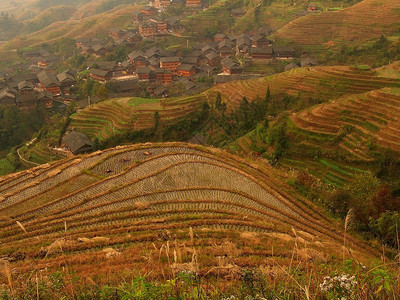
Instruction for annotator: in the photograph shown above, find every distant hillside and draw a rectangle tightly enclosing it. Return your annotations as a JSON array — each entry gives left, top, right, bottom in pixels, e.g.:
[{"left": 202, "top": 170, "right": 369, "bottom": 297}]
[
  {"left": 275, "top": 0, "right": 400, "bottom": 46},
  {"left": 0, "top": 143, "right": 380, "bottom": 289},
  {"left": 69, "top": 64, "right": 400, "bottom": 143}
]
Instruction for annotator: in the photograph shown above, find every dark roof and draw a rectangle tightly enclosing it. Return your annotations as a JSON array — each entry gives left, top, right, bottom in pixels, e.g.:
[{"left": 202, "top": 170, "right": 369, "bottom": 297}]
[
  {"left": 57, "top": 72, "right": 75, "bottom": 83},
  {"left": 284, "top": 62, "right": 301, "bottom": 71},
  {"left": 87, "top": 61, "right": 116, "bottom": 70},
  {"left": 128, "top": 51, "right": 147, "bottom": 60},
  {"left": 300, "top": 57, "right": 318, "bottom": 67},
  {"left": 273, "top": 46, "right": 295, "bottom": 53},
  {"left": 111, "top": 79, "right": 138, "bottom": 92},
  {"left": 63, "top": 131, "right": 93, "bottom": 155},
  {"left": 137, "top": 67, "right": 151, "bottom": 74},
  {"left": 182, "top": 56, "right": 198, "bottom": 65},
  {"left": 183, "top": 80, "right": 196, "bottom": 90},
  {"left": 0, "top": 88, "right": 16, "bottom": 100},
  {"left": 18, "top": 80, "right": 34, "bottom": 90},
  {"left": 221, "top": 58, "right": 242, "bottom": 70},
  {"left": 214, "top": 74, "right": 241, "bottom": 83},
  {"left": 252, "top": 47, "right": 273, "bottom": 54},
  {"left": 154, "top": 86, "right": 168, "bottom": 96},
  {"left": 160, "top": 56, "right": 180, "bottom": 63},
  {"left": 214, "top": 33, "right": 226, "bottom": 39},
  {"left": 188, "top": 134, "right": 206, "bottom": 145},
  {"left": 205, "top": 52, "right": 219, "bottom": 60},
  {"left": 218, "top": 40, "right": 233, "bottom": 49},
  {"left": 37, "top": 71, "right": 60, "bottom": 87},
  {"left": 37, "top": 91, "right": 53, "bottom": 100},
  {"left": 179, "top": 64, "right": 196, "bottom": 71},
  {"left": 231, "top": 8, "right": 245, "bottom": 14},
  {"left": 90, "top": 68, "right": 110, "bottom": 77}
]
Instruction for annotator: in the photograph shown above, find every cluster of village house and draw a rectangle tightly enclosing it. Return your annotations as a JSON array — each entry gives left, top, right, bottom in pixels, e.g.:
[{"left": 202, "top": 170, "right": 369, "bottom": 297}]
[{"left": 0, "top": 1, "right": 320, "bottom": 108}]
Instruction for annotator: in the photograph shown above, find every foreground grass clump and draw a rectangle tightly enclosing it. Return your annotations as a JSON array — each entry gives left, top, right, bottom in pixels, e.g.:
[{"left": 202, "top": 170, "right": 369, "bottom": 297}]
[{"left": 1, "top": 259, "right": 399, "bottom": 299}]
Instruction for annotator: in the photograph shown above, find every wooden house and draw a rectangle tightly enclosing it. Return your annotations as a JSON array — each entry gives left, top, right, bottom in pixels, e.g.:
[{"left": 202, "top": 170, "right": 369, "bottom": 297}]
[
  {"left": 307, "top": 4, "right": 319, "bottom": 12},
  {"left": 128, "top": 51, "right": 148, "bottom": 68},
  {"left": 251, "top": 47, "right": 273, "bottom": 60},
  {"left": 186, "top": 0, "right": 202, "bottom": 8},
  {"left": 37, "top": 71, "right": 61, "bottom": 96},
  {"left": 37, "top": 91, "right": 54, "bottom": 108},
  {"left": 160, "top": 56, "right": 181, "bottom": 74},
  {"left": 231, "top": 8, "right": 245, "bottom": 19},
  {"left": 178, "top": 64, "right": 196, "bottom": 77},
  {"left": 251, "top": 34, "right": 272, "bottom": 48},
  {"left": 137, "top": 67, "right": 152, "bottom": 81},
  {"left": 214, "top": 33, "right": 226, "bottom": 43},
  {"left": 17, "top": 81, "right": 34, "bottom": 95},
  {"left": 0, "top": 88, "right": 16, "bottom": 106},
  {"left": 62, "top": 131, "right": 93, "bottom": 155},
  {"left": 273, "top": 46, "right": 295, "bottom": 59},
  {"left": 154, "top": 86, "right": 169, "bottom": 98},
  {"left": 284, "top": 62, "right": 300, "bottom": 71},
  {"left": 221, "top": 58, "right": 242, "bottom": 75},
  {"left": 89, "top": 69, "right": 112, "bottom": 82},
  {"left": 139, "top": 22, "right": 158, "bottom": 37},
  {"left": 205, "top": 52, "right": 220, "bottom": 66}
]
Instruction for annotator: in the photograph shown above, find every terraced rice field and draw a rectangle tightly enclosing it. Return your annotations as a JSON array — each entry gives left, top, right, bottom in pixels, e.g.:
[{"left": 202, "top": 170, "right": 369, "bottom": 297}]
[
  {"left": 291, "top": 87, "right": 400, "bottom": 162},
  {"left": 0, "top": 143, "right": 378, "bottom": 283},
  {"left": 70, "top": 94, "right": 206, "bottom": 140},
  {"left": 207, "top": 65, "right": 400, "bottom": 111},
  {"left": 275, "top": 0, "right": 400, "bottom": 45}
]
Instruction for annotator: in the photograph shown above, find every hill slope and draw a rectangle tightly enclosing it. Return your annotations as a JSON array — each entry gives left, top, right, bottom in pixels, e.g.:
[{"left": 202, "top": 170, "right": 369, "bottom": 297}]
[
  {"left": 70, "top": 65, "right": 400, "bottom": 141},
  {"left": 275, "top": 0, "right": 400, "bottom": 46},
  {"left": 0, "top": 143, "right": 378, "bottom": 286}
]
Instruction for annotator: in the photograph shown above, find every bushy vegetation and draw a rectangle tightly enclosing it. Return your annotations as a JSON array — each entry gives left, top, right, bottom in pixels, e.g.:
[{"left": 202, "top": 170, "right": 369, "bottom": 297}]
[
  {"left": 0, "top": 105, "right": 48, "bottom": 151},
  {"left": 322, "top": 35, "right": 400, "bottom": 68},
  {"left": 1, "top": 260, "right": 399, "bottom": 299}
]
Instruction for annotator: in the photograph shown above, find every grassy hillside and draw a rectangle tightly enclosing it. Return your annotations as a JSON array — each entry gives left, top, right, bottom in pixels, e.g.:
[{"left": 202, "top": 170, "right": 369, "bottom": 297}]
[
  {"left": 209, "top": 65, "right": 400, "bottom": 111},
  {"left": 69, "top": 64, "right": 400, "bottom": 143},
  {"left": 0, "top": 142, "right": 387, "bottom": 297},
  {"left": 275, "top": 0, "right": 400, "bottom": 46}
]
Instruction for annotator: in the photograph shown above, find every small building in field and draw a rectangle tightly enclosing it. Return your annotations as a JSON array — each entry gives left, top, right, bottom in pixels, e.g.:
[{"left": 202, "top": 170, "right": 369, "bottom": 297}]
[
  {"left": 154, "top": 86, "right": 169, "bottom": 98},
  {"left": 284, "top": 62, "right": 300, "bottom": 71},
  {"left": 231, "top": 8, "right": 245, "bottom": 19},
  {"left": 62, "top": 131, "right": 94, "bottom": 155},
  {"left": 307, "top": 4, "right": 319, "bottom": 12},
  {"left": 300, "top": 57, "right": 318, "bottom": 67}
]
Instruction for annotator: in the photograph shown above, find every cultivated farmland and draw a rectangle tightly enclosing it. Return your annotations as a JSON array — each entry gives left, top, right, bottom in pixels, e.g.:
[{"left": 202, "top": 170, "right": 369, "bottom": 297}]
[
  {"left": 0, "top": 143, "right": 379, "bottom": 285},
  {"left": 291, "top": 87, "right": 400, "bottom": 162},
  {"left": 70, "top": 94, "right": 206, "bottom": 140},
  {"left": 275, "top": 0, "right": 400, "bottom": 45}
]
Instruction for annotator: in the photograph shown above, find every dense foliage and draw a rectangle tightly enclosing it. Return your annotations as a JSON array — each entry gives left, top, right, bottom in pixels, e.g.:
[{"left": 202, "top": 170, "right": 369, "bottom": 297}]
[{"left": 0, "top": 105, "right": 47, "bottom": 151}]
